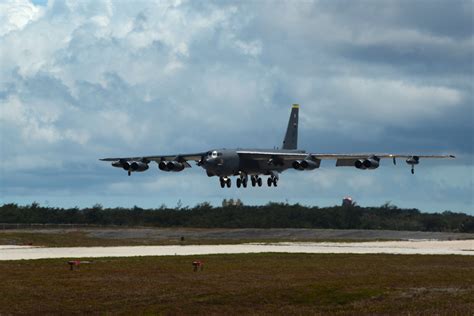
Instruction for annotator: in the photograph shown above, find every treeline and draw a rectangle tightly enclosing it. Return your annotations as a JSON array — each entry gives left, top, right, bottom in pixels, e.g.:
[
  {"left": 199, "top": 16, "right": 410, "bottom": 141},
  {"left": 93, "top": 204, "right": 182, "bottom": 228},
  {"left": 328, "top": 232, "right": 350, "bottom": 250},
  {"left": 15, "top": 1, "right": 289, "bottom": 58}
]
[{"left": 0, "top": 202, "right": 473, "bottom": 233}]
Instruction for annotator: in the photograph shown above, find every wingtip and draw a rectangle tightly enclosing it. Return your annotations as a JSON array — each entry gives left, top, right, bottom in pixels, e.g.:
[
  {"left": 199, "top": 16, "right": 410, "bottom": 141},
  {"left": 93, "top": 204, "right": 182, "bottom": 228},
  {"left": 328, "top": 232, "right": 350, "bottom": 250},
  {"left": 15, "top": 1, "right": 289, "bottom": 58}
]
[{"left": 449, "top": 155, "right": 456, "bottom": 158}]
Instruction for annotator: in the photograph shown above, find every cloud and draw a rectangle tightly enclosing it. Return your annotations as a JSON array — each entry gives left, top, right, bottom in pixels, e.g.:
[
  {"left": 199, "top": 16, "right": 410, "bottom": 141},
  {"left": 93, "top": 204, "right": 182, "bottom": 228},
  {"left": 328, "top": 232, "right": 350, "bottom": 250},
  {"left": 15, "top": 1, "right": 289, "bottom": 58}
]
[{"left": 0, "top": 0, "right": 44, "bottom": 36}]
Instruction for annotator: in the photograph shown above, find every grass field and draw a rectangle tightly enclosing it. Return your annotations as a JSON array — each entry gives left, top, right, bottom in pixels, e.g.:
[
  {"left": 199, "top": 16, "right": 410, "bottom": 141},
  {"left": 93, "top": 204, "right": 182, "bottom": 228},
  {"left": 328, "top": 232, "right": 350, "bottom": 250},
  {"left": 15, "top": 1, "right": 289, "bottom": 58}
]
[
  {"left": 4, "top": 227, "right": 473, "bottom": 247},
  {"left": 0, "top": 230, "right": 399, "bottom": 247},
  {"left": 0, "top": 254, "right": 473, "bottom": 314}
]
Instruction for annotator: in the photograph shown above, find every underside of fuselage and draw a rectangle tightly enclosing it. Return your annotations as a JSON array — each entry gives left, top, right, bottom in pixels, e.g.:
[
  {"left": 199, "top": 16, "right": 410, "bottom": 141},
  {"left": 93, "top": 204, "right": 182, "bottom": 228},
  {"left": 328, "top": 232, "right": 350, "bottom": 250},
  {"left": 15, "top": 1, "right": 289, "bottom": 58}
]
[{"left": 200, "top": 148, "right": 306, "bottom": 188}]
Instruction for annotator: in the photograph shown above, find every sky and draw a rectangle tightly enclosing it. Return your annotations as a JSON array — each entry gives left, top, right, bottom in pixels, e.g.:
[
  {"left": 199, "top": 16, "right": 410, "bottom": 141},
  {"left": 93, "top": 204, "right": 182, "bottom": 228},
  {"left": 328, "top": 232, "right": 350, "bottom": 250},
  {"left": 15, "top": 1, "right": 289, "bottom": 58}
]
[{"left": 0, "top": 0, "right": 473, "bottom": 213}]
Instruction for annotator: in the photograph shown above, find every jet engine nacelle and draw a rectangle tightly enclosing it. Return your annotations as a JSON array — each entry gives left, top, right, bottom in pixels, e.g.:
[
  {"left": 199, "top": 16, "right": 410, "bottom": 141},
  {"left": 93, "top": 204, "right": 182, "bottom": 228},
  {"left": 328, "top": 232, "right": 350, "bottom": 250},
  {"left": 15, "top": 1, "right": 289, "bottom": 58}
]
[
  {"left": 130, "top": 161, "right": 149, "bottom": 172},
  {"left": 166, "top": 161, "right": 185, "bottom": 172},
  {"left": 293, "top": 159, "right": 318, "bottom": 170},
  {"left": 158, "top": 161, "right": 169, "bottom": 171},
  {"left": 406, "top": 156, "right": 420, "bottom": 165},
  {"left": 354, "top": 159, "right": 367, "bottom": 170},
  {"left": 292, "top": 160, "right": 304, "bottom": 170},
  {"left": 300, "top": 159, "right": 319, "bottom": 170},
  {"left": 355, "top": 156, "right": 380, "bottom": 170},
  {"left": 112, "top": 160, "right": 130, "bottom": 170},
  {"left": 363, "top": 158, "right": 379, "bottom": 169}
]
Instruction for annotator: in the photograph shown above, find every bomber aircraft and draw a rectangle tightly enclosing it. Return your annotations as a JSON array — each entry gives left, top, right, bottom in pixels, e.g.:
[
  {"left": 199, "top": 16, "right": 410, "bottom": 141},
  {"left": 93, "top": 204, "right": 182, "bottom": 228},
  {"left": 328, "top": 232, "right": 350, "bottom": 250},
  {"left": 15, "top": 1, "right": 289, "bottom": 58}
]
[{"left": 100, "top": 105, "right": 455, "bottom": 188}]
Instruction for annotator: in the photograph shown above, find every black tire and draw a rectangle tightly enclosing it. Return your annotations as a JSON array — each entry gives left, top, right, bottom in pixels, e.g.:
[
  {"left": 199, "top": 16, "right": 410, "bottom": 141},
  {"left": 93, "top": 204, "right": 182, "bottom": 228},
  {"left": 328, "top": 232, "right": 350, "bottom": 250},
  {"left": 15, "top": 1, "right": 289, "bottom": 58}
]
[
  {"left": 220, "top": 180, "right": 225, "bottom": 188},
  {"left": 251, "top": 178, "right": 256, "bottom": 187},
  {"left": 267, "top": 178, "right": 272, "bottom": 187},
  {"left": 243, "top": 179, "right": 247, "bottom": 188},
  {"left": 236, "top": 178, "right": 241, "bottom": 188},
  {"left": 273, "top": 178, "right": 278, "bottom": 187},
  {"left": 226, "top": 179, "right": 231, "bottom": 188},
  {"left": 257, "top": 178, "right": 262, "bottom": 187}
]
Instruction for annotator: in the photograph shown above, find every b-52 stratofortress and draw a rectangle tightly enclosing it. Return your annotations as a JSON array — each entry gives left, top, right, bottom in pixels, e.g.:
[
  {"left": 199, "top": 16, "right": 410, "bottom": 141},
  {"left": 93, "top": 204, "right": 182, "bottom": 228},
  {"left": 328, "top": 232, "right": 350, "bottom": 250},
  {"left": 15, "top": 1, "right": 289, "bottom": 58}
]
[{"left": 101, "top": 105, "right": 455, "bottom": 188}]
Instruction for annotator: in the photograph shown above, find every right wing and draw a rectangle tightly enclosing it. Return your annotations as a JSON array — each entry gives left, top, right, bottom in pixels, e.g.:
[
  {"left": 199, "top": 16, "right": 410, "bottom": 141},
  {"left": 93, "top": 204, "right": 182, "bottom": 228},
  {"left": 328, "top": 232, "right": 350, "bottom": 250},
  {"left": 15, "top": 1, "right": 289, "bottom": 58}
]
[
  {"left": 100, "top": 152, "right": 206, "bottom": 163},
  {"left": 100, "top": 152, "right": 208, "bottom": 174}
]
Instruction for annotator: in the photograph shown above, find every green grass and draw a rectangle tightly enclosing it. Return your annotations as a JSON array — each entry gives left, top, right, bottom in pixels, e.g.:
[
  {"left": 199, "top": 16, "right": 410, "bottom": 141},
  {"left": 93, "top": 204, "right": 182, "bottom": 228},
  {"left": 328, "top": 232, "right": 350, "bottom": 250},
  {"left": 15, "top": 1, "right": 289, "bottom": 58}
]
[{"left": 0, "top": 254, "right": 472, "bottom": 314}]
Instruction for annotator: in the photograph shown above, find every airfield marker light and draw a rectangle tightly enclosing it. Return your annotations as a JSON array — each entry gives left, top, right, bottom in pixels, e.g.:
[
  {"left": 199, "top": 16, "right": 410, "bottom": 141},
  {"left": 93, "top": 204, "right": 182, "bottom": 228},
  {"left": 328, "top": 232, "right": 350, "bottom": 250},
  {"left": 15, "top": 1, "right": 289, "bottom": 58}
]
[
  {"left": 192, "top": 260, "right": 204, "bottom": 272},
  {"left": 67, "top": 260, "right": 91, "bottom": 271}
]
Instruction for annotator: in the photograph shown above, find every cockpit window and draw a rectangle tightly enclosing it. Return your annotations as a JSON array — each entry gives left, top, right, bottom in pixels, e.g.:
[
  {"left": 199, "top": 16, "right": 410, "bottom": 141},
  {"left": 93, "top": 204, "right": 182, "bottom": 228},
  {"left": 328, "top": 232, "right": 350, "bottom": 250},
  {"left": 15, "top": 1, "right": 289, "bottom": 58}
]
[{"left": 211, "top": 151, "right": 218, "bottom": 158}]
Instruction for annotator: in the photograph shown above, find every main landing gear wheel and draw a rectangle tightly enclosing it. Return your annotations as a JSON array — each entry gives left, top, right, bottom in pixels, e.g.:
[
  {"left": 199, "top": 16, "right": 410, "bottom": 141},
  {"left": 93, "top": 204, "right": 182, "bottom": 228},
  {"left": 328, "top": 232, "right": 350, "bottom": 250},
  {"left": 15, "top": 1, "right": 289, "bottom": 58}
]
[
  {"left": 128, "top": 170, "right": 131, "bottom": 176},
  {"left": 251, "top": 176, "right": 262, "bottom": 187},
  {"left": 267, "top": 176, "right": 278, "bottom": 187},
  {"left": 220, "top": 177, "right": 231, "bottom": 188},
  {"left": 242, "top": 178, "right": 248, "bottom": 188},
  {"left": 237, "top": 178, "right": 242, "bottom": 188}
]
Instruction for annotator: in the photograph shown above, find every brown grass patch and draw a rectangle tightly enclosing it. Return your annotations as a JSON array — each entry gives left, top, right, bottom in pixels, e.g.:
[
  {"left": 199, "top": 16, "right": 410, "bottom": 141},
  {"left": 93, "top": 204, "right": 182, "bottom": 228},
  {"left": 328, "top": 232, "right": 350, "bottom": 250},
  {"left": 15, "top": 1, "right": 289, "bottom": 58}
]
[{"left": 0, "top": 254, "right": 472, "bottom": 314}]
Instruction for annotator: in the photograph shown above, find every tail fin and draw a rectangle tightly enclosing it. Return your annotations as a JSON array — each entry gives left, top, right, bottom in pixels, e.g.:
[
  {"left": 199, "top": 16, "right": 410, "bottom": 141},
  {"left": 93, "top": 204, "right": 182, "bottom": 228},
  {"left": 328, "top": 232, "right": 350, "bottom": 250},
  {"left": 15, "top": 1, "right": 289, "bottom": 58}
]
[{"left": 282, "top": 104, "right": 299, "bottom": 150}]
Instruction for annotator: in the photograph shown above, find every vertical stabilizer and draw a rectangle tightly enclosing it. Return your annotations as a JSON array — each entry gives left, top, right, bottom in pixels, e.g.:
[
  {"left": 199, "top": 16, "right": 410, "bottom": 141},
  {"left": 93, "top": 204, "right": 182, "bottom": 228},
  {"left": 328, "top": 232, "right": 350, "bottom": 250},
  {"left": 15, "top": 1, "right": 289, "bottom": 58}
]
[{"left": 282, "top": 104, "right": 299, "bottom": 150}]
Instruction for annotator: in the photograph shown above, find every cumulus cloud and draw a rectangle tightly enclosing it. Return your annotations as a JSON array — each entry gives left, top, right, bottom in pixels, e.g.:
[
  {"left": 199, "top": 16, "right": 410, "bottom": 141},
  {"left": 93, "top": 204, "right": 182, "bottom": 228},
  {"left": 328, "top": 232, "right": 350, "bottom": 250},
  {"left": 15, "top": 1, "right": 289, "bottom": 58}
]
[
  {"left": 0, "top": 0, "right": 44, "bottom": 36},
  {"left": 0, "top": 0, "right": 472, "bottom": 212}
]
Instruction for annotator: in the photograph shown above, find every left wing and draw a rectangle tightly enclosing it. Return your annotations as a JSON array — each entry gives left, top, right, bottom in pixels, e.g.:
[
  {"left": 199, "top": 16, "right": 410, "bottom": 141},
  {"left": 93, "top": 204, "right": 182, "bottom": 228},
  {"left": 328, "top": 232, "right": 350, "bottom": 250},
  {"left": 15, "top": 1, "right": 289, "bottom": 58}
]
[{"left": 237, "top": 150, "right": 455, "bottom": 173}]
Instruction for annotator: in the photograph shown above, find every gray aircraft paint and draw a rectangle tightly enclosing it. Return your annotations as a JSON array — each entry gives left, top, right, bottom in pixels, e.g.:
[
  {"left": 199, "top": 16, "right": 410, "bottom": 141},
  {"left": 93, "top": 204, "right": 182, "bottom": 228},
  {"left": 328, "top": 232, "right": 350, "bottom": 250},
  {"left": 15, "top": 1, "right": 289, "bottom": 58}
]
[{"left": 282, "top": 105, "right": 299, "bottom": 150}]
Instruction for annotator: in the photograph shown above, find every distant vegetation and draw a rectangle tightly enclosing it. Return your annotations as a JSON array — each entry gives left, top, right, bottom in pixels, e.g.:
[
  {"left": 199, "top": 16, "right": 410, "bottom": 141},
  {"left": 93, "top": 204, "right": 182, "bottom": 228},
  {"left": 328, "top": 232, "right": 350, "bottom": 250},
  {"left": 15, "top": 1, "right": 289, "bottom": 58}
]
[{"left": 0, "top": 202, "right": 473, "bottom": 233}]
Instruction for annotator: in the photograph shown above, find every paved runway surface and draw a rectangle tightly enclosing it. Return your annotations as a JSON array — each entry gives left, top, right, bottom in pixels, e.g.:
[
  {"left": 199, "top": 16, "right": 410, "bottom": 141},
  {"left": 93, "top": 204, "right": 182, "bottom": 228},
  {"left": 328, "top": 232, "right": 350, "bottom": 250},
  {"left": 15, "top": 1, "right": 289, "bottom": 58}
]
[{"left": 1, "top": 240, "right": 473, "bottom": 260}]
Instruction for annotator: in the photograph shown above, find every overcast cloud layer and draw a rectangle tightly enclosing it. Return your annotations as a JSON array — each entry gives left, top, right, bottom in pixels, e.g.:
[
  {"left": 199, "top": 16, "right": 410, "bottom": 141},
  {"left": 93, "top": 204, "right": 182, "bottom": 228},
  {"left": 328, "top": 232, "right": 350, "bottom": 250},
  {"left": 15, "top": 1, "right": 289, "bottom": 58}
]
[{"left": 0, "top": 0, "right": 473, "bottom": 213}]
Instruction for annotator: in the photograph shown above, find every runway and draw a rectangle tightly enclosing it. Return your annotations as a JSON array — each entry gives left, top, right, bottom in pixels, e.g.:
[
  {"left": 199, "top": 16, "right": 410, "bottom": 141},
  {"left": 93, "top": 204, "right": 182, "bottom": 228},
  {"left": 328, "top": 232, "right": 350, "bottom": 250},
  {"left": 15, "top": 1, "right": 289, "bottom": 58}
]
[{"left": 1, "top": 239, "right": 473, "bottom": 260}]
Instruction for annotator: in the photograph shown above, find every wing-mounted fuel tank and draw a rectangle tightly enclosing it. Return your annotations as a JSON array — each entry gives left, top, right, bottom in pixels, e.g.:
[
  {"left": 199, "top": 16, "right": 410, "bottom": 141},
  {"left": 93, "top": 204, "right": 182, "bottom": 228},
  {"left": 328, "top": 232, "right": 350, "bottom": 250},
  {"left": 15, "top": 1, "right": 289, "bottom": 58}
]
[
  {"left": 406, "top": 156, "right": 419, "bottom": 174},
  {"left": 354, "top": 156, "right": 380, "bottom": 170}
]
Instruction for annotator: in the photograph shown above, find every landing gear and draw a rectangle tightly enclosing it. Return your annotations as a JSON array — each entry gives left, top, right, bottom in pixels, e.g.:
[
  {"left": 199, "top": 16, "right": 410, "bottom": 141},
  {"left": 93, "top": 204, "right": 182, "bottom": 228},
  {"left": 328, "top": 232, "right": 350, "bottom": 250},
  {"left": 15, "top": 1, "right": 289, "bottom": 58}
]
[
  {"left": 237, "top": 174, "right": 248, "bottom": 188},
  {"left": 220, "top": 177, "right": 231, "bottom": 188},
  {"left": 128, "top": 170, "right": 131, "bottom": 176},
  {"left": 219, "top": 175, "right": 267, "bottom": 188},
  {"left": 267, "top": 176, "right": 278, "bottom": 187},
  {"left": 251, "top": 176, "right": 263, "bottom": 187},
  {"left": 411, "top": 165, "right": 415, "bottom": 174}
]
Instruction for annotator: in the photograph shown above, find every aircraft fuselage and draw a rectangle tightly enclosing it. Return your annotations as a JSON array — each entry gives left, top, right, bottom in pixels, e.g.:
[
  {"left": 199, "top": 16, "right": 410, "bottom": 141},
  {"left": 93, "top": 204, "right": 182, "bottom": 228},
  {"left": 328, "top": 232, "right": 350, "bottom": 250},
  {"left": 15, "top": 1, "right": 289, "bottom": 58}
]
[{"left": 202, "top": 148, "right": 306, "bottom": 177}]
